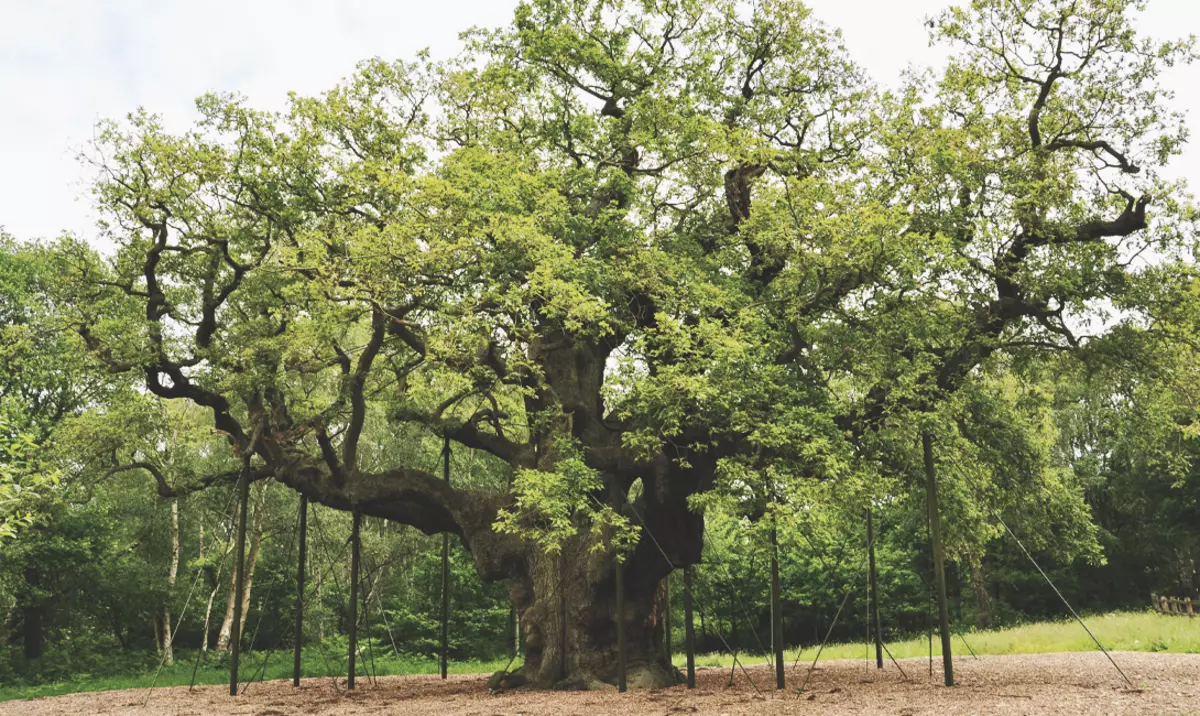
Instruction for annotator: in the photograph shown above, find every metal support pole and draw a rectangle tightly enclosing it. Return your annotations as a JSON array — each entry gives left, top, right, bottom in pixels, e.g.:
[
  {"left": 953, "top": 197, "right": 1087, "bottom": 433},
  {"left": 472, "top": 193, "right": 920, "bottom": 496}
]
[
  {"left": 348, "top": 510, "right": 361, "bottom": 690},
  {"left": 927, "top": 566, "right": 933, "bottom": 676},
  {"left": 293, "top": 495, "right": 308, "bottom": 686},
  {"left": 440, "top": 436, "right": 451, "bottom": 680},
  {"left": 616, "top": 557, "right": 627, "bottom": 693},
  {"left": 771, "top": 524, "right": 784, "bottom": 690},
  {"left": 867, "top": 508, "right": 883, "bottom": 669},
  {"left": 684, "top": 566, "right": 696, "bottom": 689},
  {"left": 769, "top": 583, "right": 774, "bottom": 657},
  {"left": 228, "top": 464, "right": 250, "bottom": 697},
  {"left": 923, "top": 432, "right": 954, "bottom": 687}
]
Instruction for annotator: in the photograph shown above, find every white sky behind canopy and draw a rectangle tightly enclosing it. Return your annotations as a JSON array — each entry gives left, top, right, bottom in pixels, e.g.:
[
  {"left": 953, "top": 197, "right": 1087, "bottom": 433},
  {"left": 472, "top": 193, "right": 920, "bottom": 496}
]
[{"left": 1, "top": 0, "right": 1197, "bottom": 243}]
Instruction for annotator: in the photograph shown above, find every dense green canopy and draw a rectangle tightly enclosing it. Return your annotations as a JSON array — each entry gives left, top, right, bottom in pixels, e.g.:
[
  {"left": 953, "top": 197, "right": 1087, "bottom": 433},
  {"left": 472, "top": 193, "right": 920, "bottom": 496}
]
[{"left": 2, "top": 0, "right": 1198, "bottom": 691}]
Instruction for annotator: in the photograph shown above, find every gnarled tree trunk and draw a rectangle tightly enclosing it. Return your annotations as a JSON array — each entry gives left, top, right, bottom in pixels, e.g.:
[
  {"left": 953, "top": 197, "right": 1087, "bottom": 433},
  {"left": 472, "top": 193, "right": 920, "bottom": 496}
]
[
  {"left": 269, "top": 445, "right": 710, "bottom": 689},
  {"left": 505, "top": 534, "right": 676, "bottom": 689}
]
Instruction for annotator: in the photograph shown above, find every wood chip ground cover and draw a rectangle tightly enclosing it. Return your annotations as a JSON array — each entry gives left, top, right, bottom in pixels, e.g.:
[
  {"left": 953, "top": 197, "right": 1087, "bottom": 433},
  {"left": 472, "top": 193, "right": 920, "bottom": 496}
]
[{"left": 1, "top": 652, "right": 1197, "bottom": 715}]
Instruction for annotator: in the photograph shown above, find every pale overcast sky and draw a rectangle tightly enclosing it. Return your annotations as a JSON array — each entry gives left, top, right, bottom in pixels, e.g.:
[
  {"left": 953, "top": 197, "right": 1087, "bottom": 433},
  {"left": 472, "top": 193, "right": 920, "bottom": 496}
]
[{"left": 1, "top": 0, "right": 1197, "bottom": 243}]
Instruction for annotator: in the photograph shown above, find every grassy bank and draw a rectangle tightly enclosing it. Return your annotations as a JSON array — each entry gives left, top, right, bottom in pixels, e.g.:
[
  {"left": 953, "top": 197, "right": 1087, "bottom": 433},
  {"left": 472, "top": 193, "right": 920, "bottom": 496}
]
[
  {"left": 687, "top": 610, "right": 1200, "bottom": 669},
  {"left": 0, "top": 650, "right": 515, "bottom": 702}
]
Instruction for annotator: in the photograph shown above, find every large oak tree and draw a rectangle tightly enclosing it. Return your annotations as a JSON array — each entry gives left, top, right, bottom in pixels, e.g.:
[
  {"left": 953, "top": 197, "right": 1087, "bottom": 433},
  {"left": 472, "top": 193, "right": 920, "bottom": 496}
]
[{"left": 57, "top": 0, "right": 1194, "bottom": 688}]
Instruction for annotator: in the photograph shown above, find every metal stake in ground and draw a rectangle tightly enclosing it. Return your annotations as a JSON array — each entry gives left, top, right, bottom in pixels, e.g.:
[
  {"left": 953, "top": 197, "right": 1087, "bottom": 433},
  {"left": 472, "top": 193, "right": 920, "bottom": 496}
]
[
  {"left": 923, "top": 432, "right": 954, "bottom": 687},
  {"left": 348, "top": 510, "right": 361, "bottom": 690},
  {"left": 616, "top": 554, "right": 627, "bottom": 693},
  {"left": 981, "top": 485, "right": 1135, "bottom": 689},
  {"left": 771, "top": 521, "right": 784, "bottom": 689},
  {"left": 927, "top": 562, "right": 933, "bottom": 677},
  {"left": 228, "top": 459, "right": 251, "bottom": 697},
  {"left": 441, "top": 435, "right": 451, "bottom": 680},
  {"left": 684, "top": 566, "right": 696, "bottom": 689},
  {"left": 293, "top": 495, "right": 308, "bottom": 686},
  {"left": 867, "top": 508, "right": 882, "bottom": 669},
  {"left": 797, "top": 580, "right": 856, "bottom": 696}
]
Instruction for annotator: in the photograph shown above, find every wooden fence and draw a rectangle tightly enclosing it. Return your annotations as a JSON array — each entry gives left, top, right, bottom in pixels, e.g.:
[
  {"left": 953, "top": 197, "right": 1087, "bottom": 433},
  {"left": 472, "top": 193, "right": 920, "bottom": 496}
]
[{"left": 1151, "top": 593, "right": 1195, "bottom": 616}]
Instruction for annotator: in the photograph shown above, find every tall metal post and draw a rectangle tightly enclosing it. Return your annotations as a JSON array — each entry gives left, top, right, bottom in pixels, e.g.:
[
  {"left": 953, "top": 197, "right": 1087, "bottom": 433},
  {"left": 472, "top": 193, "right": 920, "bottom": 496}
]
[
  {"left": 867, "top": 508, "right": 883, "bottom": 669},
  {"left": 228, "top": 463, "right": 251, "bottom": 697},
  {"left": 684, "top": 566, "right": 696, "bottom": 689},
  {"left": 293, "top": 495, "right": 308, "bottom": 686},
  {"left": 348, "top": 510, "right": 361, "bottom": 690},
  {"left": 923, "top": 432, "right": 955, "bottom": 686},
  {"left": 440, "top": 436, "right": 451, "bottom": 679},
  {"left": 616, "top": 557, "right": 627, "bottom": 692},
  {"left": 769, "top": 581, "right": 774, "bottom": 657},
  {"left": 770, "top": 523, "right": 784, "bottom": 689}
]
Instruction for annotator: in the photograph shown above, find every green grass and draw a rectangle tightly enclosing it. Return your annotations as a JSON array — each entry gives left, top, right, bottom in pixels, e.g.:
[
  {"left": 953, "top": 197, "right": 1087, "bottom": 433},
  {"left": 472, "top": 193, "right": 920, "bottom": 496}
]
[
  {"left": 3, "top": 611, "right": 1197, "bottom": 703},
  {"left": 685, "top": 610, "right": 1200, "bottom": 669},
  {"left": 0, "top": 649, "right": 517, "bottom": 703}
]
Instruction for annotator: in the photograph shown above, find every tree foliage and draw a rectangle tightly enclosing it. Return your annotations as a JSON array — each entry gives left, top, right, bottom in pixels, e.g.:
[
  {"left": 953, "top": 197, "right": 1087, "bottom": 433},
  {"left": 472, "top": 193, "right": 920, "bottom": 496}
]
[{"left": 1, "top": 0, "right": 1198, "bottom": 690}]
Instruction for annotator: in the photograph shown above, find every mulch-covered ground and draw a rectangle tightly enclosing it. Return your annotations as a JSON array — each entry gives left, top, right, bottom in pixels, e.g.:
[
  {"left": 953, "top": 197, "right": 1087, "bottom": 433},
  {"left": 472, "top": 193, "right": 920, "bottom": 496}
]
[{"left": 3, "top": 652, "right": 1198, "bottom": 716}]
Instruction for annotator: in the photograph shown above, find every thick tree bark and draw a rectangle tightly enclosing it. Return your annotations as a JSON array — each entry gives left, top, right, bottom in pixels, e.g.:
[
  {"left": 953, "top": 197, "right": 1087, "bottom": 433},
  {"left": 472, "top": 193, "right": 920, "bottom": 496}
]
[
  {"left": 924, "top": 432, "right": 955, "bottom": 687},
  {"left": 501, "top": 452, "right": 707, "bottom": 689},
  {"left": 501, "top": 533, "right": 680, "bottom": 689}
]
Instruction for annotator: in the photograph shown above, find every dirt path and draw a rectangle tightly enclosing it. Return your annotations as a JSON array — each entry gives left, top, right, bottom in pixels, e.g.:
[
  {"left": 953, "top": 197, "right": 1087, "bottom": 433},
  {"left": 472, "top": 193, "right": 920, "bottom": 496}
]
[{"left": 2, "top": 652, "right": 1197, "bottom": 716}]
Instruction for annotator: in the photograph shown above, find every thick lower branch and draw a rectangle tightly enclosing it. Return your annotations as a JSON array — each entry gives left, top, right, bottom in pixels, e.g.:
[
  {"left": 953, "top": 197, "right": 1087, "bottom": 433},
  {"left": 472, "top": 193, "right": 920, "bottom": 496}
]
[{"left": 267, "top": 456, "right": 525, "bottom": 581}]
